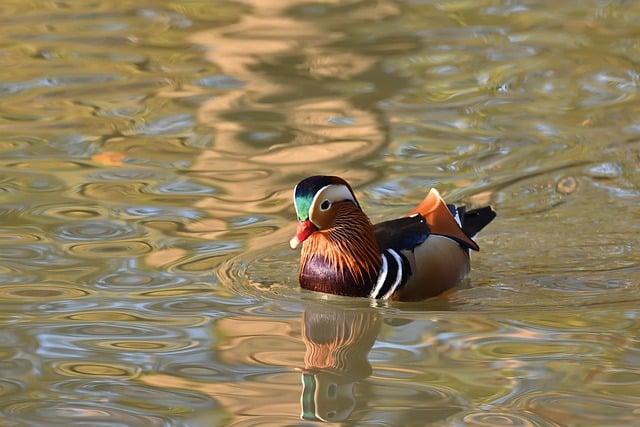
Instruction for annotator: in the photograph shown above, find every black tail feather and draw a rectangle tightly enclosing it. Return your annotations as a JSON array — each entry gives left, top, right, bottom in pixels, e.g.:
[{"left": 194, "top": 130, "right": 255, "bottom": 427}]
[{"left": 461, "top": 206, "right": 496, "bottom": 237}]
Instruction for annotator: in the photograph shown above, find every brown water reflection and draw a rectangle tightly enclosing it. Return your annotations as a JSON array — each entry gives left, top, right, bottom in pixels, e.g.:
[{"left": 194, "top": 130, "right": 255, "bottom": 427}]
[
  {"left": 0, "top": 0, "right": 639, "bottom": 425},
  {"left": 141, "top": 305, "right": 465, "bottom": 425},
  {"left": 137, "top": 302, "right": 640, "bottom": 425},
  {"left": 300, "top": 306, "right": 381, "bottom": 422}
]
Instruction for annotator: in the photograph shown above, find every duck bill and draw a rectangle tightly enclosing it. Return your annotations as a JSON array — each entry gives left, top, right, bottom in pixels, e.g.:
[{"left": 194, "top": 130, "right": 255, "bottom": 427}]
[{"left": 290, "top": 220, "right": 318, "bottom": 249}]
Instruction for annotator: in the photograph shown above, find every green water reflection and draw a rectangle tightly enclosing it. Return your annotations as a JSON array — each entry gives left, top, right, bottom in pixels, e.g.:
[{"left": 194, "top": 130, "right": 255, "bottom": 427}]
[{"left": 0, "top": 0, "right": 638, "bottom": 425}]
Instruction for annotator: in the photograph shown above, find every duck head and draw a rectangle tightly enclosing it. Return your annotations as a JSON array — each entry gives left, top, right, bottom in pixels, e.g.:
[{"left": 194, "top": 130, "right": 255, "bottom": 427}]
[{"left": 290, "top": 175, "right": 361, "bottom": 249}]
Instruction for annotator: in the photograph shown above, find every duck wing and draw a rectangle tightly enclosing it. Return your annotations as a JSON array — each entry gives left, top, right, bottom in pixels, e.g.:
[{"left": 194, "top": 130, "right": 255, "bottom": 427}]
[
  {"left": 373, "top": 215, "right": 429, "bottom": 252},
  {"left": 375, "top": 189, "right": 495, "bottom": 252}
]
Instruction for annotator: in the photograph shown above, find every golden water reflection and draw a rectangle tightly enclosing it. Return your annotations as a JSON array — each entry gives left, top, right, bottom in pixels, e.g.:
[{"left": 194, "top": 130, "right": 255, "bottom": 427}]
[
  {"left": 137, "top": 303, "right": 640, "bottom": 425},
  {"left": 0, "top": 0, "right": 639, "bottom": 425},
  {"left": 141, "top": 306, "right": 391, "bottom": 424},
  {"left": 300, "top": 306, "right": 381, "bottom": 422}
]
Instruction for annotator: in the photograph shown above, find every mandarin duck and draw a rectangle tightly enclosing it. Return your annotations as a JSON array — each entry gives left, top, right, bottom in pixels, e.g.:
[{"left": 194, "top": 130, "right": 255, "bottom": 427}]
[{"left": 290, "top": 176, "right": 496, "bottom": 301}]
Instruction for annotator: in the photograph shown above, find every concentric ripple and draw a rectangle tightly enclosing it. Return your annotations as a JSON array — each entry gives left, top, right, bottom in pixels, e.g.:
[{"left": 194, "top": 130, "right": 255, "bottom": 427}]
[
  {"left": 53, "top": 361, "right": 141, "bottom": 379},
  {"left": 67, "top": 241, "right": 152, "bottom": 258},
  {"left": 0, "top": 0, "right": 639, "bottom": 426},
  {"left": 54, "top": 220, "right": 143, "bottom": 242}
]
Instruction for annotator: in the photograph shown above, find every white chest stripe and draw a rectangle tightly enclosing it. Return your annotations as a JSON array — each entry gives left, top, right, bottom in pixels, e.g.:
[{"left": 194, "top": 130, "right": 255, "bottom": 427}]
[
  {"left": 382, "top": 249, "right": 403, "bottom": 300},
  {"left": 369, "top": 254, "right": 388, "bottom": 299}
]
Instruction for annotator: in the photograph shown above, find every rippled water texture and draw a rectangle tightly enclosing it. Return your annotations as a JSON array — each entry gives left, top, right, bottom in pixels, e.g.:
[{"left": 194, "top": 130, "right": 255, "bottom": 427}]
[{"left": 0, "top": 0, "right": 639, "bottom": 425}]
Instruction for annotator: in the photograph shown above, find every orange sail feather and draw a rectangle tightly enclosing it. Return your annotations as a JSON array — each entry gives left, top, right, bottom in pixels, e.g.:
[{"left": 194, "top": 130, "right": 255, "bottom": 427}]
[{"left": 409, "top": 189, "right": 479, "bottom": 251}]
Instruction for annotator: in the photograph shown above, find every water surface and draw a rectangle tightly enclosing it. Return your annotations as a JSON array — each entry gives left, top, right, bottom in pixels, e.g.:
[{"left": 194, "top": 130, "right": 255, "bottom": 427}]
[{"left": 0, "top": 0, "right": 639, "bottom": 425}]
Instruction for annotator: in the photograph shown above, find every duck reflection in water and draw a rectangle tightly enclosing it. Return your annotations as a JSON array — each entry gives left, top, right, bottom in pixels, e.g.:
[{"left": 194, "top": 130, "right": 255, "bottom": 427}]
[{"left": 300, "top": 304, "right": 381, "bottom": 422}]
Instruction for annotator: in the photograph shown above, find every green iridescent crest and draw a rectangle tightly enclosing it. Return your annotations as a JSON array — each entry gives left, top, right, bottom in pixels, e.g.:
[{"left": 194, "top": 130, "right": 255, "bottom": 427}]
[
  {"left": 293, "top": 175, "right": 355, "bottom": 222},
  {"left": 294, "top": 195, "right": 313, "bottom": 221}
]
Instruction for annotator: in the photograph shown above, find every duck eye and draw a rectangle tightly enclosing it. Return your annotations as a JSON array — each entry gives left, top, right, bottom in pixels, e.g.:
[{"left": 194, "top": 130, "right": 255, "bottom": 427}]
[{"left": 320, "top": 200, "right": 331, "bottom": 211}]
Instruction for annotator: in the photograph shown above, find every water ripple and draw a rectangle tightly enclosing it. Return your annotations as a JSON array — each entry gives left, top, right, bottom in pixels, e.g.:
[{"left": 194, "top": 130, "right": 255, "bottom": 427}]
[
  {"left": 456, "top": 411, "right": 551, "bottom": 427},
  {"left": 0, "top": 0, "right": 638, "bottom": 425},
  {"left": 95, "top": 268, "right": 189, "bottom": 291},
  {"left": 54, "top": 361, "right": 140, "bottom": 379},
  {"left": 67, "top": 241, "right": 152, "bottom": 258},
  {"left": 54, "top": 220, "right": 143, "bottom": 242},
  {"left": 519, "top": 391, "right": 640, "bottom": 425},
  {"left": 2, "top": 399, "right": 168, "bottom": 427},
  {"left": 0, "top": 379, "right": 23, "bottom": 398},
  {"left": 0, "top": 284, "right": 88, "bottom": 302}
]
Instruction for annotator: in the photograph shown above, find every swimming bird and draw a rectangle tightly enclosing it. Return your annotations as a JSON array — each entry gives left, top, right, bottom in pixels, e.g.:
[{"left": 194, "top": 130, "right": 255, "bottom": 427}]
[{"left": 290, "top": 176, "right": 496, "bottom": 301}]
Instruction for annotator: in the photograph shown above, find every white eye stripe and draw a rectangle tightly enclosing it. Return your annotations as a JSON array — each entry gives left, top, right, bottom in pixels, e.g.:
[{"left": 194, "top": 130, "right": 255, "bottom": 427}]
[
  {"left": 309, "top": 184, "right": 356, "bottom": 225},
  {"left": 292, "top": 182, "right": 300, "bottom": 218}
]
